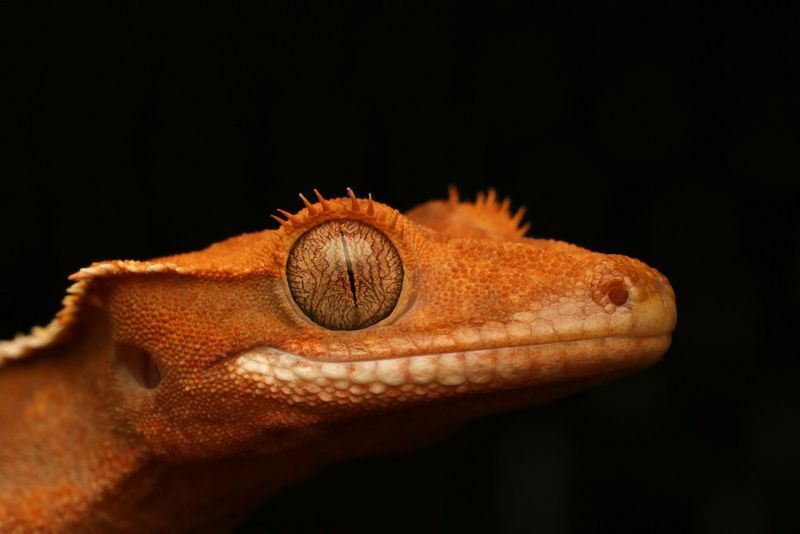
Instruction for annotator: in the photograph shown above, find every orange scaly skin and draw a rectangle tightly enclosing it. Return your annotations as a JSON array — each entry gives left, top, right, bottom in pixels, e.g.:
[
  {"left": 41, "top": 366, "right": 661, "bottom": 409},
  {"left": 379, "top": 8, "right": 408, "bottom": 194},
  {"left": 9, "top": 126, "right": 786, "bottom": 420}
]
[{"left": 0, "top": 189, "right": 676, "bottom": 532}]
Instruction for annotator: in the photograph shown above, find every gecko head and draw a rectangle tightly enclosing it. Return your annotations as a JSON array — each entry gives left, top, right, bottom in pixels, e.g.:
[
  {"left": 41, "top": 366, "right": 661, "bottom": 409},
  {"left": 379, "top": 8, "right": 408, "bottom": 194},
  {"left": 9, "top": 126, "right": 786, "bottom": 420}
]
[{"left": 101, "top": 190, "right": 676, "bottom": 460}]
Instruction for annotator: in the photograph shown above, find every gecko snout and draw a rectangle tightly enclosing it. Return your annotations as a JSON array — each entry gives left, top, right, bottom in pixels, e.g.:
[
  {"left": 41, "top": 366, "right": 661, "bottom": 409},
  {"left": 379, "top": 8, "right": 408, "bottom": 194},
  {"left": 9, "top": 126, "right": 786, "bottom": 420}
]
[
  {"left": 605, "top": 260, "right": 677, "bottom": 336},
  {"left": 590, "top": 256, "right": 674, "bottom": 312}
]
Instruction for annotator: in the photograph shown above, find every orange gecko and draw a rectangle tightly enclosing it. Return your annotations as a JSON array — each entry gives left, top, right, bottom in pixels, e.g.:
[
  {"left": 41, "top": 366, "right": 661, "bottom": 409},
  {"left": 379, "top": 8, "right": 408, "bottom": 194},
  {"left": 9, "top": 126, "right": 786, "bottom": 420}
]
[{"left": 0, "top": 188, "right": 676, "bottom": 532}]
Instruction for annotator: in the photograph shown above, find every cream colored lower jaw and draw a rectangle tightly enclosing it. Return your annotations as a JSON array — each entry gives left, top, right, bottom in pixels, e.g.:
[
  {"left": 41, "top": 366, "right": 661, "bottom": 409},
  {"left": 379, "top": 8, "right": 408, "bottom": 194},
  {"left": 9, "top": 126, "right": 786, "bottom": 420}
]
[{"left": 228, "top": 335, "right": 670, "bottom": 406}]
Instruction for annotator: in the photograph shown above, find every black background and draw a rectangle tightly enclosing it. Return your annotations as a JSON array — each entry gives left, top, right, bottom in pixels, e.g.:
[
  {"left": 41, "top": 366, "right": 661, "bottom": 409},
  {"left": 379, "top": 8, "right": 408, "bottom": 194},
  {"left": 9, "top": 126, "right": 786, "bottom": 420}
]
[{"left": 2, "top": 2, "right": 799, "bottom": 533}]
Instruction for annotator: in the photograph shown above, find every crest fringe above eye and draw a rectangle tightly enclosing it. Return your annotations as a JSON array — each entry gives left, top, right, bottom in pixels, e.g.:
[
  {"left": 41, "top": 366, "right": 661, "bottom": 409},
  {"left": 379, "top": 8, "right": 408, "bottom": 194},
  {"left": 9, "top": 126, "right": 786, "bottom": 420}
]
[
  {"left": 267, "top": 189, "right": 410, "bottom": 240},
  {"left": 346, "top": 187, "right": 359, "bottom": 211},
  {"left": 448, "top": 185, "right": 459, "bottom": 204},
  {"left": 276, "top": 209, "right": 301, "bottom": 225},
  {"left": 298, "top": 193, "right": 316, "bottom": 215},
  {"left": 270, "top": 213, "right": 290, "bottom": 229},
  {"left": 313, "top": 189, "right": 331, "bottom": 212}
]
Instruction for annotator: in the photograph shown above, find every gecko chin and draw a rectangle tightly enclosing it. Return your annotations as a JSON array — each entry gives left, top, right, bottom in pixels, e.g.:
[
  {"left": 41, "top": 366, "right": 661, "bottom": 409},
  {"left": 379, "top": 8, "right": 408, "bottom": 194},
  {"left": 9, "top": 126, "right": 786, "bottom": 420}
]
[{"left": 226, "top": 334, "right": 672, "bottom": 409}]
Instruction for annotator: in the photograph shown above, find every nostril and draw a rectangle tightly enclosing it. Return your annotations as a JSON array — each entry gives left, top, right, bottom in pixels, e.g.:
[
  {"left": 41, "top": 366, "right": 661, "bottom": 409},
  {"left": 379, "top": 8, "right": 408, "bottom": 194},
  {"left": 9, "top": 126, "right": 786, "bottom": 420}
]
[
  {"left": 116, "top": 343, "right": 161, "bottom": 389},
  {"left": 607, "top": 282, "right": 630, "bottom": 306}
]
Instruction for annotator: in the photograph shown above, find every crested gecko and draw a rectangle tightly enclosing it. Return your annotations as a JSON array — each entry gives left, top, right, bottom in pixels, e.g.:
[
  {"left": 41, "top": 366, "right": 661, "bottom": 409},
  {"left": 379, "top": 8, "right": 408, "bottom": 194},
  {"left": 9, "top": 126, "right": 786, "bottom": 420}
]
[{"left": 0, "top": 188, "right": 676, "bottom": 532}]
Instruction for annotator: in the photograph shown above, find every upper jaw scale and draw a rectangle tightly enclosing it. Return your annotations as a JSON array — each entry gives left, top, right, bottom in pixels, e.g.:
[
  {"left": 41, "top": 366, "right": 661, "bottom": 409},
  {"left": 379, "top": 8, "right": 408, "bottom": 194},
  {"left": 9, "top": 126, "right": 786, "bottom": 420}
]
[
  {"left": 225, "top": 334, "right": 671, "bottom": 407},
  {"left": 258, "top": 302, "right": 670, "bottom": 367}
]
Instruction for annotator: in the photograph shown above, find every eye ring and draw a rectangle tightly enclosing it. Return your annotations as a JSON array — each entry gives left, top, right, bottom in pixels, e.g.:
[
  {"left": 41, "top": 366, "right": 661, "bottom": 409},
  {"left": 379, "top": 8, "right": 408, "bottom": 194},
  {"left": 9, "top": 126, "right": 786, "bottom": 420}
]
[{"left": 286, "top": 219, "right": 404, "bottom": 330}]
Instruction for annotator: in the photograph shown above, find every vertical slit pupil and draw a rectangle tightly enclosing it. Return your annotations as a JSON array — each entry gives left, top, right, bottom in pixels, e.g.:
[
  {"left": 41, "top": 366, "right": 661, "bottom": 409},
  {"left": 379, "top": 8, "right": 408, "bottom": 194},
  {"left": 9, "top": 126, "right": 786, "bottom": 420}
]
[{"left": 340, "top": 234, "right": 358, "bottom": 306}]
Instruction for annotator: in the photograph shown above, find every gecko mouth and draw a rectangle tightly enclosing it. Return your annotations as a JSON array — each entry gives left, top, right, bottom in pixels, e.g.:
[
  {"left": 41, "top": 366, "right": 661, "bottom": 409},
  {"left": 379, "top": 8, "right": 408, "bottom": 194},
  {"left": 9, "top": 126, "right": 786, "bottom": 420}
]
[{"left": 227, "top": 335, "right": 671, "bottom": 406}]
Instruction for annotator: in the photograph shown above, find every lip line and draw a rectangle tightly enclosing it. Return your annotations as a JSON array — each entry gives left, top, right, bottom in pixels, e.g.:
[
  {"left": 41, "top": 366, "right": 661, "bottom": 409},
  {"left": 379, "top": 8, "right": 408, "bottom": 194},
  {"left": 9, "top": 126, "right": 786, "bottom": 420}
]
[{"left": 220, "top": 333, "right": 672, "bottom": 367}]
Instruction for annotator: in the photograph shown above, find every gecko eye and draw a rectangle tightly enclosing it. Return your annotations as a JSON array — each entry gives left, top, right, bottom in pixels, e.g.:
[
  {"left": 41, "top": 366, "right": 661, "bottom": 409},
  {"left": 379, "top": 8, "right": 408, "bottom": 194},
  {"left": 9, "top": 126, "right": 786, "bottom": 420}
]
[{"left": 286, "top": 219, "right": 404, "bottom": 330}]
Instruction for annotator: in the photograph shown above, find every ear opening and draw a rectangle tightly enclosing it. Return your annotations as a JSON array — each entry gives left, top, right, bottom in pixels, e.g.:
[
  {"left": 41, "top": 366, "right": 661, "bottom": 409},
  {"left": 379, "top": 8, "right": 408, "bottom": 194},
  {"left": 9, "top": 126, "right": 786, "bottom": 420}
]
[{"left": 116, "top": 342, "right": 161, "bottom": 389}]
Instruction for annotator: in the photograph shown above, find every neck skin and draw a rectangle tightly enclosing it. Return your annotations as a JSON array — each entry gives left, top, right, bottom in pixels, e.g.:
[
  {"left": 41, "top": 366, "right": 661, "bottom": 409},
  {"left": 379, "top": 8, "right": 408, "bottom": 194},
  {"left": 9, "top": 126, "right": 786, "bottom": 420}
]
[
  {"left": 0, "top": 311, "right": 439, "bottom": 532},
  {"left": 0, "top": 315, "right": 144, "bottom": 530},
  {"left": 0, "top": 316, "right": 296, "bottom": 532}
]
